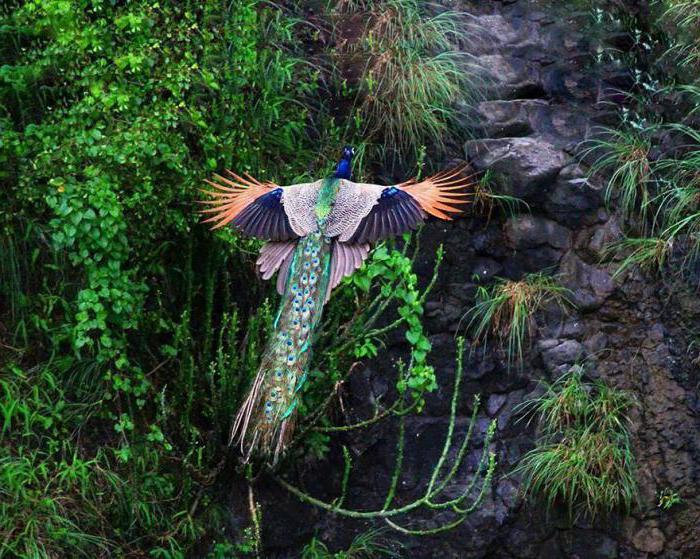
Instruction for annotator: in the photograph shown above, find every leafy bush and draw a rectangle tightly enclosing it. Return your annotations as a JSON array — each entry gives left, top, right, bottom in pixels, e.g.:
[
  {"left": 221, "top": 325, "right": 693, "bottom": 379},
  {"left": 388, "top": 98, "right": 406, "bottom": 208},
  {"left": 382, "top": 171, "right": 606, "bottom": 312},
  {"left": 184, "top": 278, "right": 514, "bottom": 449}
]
[
  {"left": 514, "top": 367, "right": 638, "bottom": 520},
  {"left": 0, "top": 0, "right": 325, "bottom": 555}
]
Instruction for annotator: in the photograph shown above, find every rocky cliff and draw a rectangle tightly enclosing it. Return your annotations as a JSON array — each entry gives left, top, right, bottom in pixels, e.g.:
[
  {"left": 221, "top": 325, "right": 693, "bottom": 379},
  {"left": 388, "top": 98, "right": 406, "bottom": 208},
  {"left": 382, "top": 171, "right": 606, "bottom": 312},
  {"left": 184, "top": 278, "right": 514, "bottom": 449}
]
[{"left": 249, "top": 2, "right": 699, "bottom": 557}]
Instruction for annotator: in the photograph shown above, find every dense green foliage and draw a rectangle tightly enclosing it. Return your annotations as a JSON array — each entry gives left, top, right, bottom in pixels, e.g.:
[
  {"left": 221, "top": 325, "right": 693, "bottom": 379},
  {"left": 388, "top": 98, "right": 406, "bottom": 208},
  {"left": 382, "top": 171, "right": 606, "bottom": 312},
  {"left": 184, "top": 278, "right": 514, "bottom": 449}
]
[
  {"left": 514, "top": 367, "right": 638, "bottom": 520},
  {"left": 0, "top": 0, "right": 477, "bottom": 556},
  {"left": 0, "top": 1, "right": 325, "bottom": 555}
]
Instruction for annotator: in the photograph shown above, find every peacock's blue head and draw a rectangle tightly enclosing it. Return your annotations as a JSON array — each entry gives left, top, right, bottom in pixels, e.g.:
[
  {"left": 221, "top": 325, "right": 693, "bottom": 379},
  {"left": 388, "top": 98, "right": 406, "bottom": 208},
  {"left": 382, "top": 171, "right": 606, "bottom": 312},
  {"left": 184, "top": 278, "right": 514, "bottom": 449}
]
[{"left": 334, "top": 145, "right": 355, "bottom": 179}]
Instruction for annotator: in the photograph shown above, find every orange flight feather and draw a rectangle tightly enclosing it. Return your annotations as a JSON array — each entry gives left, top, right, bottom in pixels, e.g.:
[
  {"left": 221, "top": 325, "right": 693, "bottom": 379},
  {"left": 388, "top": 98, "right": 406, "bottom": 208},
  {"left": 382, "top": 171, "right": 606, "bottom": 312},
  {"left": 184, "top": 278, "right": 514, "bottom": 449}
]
[
  {"left": 198, "top": 170, "right": 278, "bottom": 230},
  {"left": 397, "top": 165, "right": 474, "bottom": 220}
]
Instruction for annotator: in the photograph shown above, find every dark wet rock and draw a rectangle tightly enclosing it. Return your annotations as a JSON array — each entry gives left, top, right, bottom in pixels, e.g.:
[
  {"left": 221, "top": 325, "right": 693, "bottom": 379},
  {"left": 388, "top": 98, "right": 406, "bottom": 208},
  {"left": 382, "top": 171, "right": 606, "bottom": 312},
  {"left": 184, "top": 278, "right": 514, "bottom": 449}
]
[
  {"left": 470, "top": 14, "right": 521, "bottom": 53},
  {"left": 473, "top": 99, "right": 546, "bottom": 138},
  {"left": 561, "top": 531, "right": 619, "bottom": 558},
  {"left": 559, "top": 252, "right": 614, "bottom": 311},
  {"left": 539, "top": 339, "right": 585, "bottom": 374},
  {"left": 583, "top": 331, "right": 609, "bottom": 355},
  {"left": 472, "top": 225, "right": 509, "bottom": 258},
  {"left": 632, "top": 525, "right": 666, "bottom": 555},
  {"left": 544, "top": 163, "right": 603, "bottom": 224},
  {"left": 504, "top": 215, "right": 571, "bottom": 251},
  {"left": 465, "top": 137, "right": 569, "bottom": 200},
  {"left": 477, "top": 54, "right": 545, "bottom": 100},
  {"left": 580, "top": 217, "right": 625, "bottom": 259},
  {"left": 471, "top": 257, "right": 503, "bottom": 281},
  {"left": 487, "top": 393, "right": 508, "bottom": 416}
]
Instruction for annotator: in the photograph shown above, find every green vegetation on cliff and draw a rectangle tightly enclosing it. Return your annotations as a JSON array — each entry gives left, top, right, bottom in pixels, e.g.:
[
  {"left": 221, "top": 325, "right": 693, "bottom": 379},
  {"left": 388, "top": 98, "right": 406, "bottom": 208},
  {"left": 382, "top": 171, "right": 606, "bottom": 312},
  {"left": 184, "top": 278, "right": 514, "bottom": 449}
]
[{"left": 0, "top": 0, "right": 483, "bottom": 556}]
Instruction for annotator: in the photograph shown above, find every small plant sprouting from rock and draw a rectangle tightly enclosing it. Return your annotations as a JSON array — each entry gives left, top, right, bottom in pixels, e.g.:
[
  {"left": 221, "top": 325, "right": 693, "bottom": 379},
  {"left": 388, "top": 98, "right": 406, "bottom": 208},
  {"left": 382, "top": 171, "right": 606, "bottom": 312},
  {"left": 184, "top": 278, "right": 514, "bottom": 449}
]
[
  {"left": 657, "top": 488, "right": 683, "bottom": 511},
  {"left": 513, "top": 366, "right": 638, "bottom": 521},
  {"left": 275, "top": 338, "right": 497, "bottom": 536},
  {"left": 471, "top": 169, "right": 530, "bottom": 224},
  {"left": 461, "top": 272, "right": 573, "bottom": 370}
]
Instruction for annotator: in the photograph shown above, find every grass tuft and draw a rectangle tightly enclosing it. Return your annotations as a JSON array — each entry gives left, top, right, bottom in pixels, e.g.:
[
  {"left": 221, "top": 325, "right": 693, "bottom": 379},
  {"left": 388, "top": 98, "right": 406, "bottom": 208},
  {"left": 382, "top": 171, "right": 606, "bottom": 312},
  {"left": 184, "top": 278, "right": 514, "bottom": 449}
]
[
  {"left": 301, "top": 528, "right": 402, "bottom": 558},
  {"left": 462, "top": 273, "right": 572, "bottom": 370},
  {"left": 338, "top": 0, "right": 482, "bottom": 165},
  {"left": 580, "top": 128, "right": 653, "bottom": 229},
  {"left": 660, "top": 0, "right": 700, "bottom": 70},
  {"left": 514, "top": 367, "right": 638, "bottom": 521},
  {"left": 605, "top": 236, "right": 674, "bottom": 278}
]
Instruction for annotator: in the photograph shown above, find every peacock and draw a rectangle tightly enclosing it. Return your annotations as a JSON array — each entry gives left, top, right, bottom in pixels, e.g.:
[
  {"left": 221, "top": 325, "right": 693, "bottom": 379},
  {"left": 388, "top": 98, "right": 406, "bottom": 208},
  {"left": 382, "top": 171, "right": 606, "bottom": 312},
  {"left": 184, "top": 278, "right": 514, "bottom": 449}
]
[{"left": 200, "top": 146, "right": 472, "bottom": 464}]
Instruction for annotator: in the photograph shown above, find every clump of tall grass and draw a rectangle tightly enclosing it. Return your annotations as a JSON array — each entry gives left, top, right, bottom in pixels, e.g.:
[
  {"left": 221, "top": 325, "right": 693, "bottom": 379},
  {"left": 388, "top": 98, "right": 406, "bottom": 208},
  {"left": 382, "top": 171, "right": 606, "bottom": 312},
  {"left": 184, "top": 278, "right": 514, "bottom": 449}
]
[
  {"left": 471, "top": 169, "right": 530, "bottom": 223},
  {"left": 654, "top": 125, "right": 700, "bottom": 232},
  {"left": 604, "top": 236, "right": 674, "bottom": 278},
  {"left": 335, "top": 0, "right": 481, "bottom": 164},
  {"left": 660, "top": 0, "right": 700, "bottom": 71},
  {"left": 580, "top": 128, "right": 653, "bottom": 229},
  {"left": 514, "top": 366, "right": 638, "bottom": 521},
  {"left": 462, "top": 273, "right": 572, "bottom": 369}
]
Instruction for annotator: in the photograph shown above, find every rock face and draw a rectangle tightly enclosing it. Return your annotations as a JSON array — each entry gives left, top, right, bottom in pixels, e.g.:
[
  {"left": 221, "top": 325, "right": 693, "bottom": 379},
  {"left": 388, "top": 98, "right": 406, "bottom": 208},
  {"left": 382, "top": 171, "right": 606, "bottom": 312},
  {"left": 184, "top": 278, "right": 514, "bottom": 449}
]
[
  {"left": 262, "top": 1, "right": 700, "bottom": 557},
  {"left": 466, "top": 136, "right": 569, "bottom": 200}
]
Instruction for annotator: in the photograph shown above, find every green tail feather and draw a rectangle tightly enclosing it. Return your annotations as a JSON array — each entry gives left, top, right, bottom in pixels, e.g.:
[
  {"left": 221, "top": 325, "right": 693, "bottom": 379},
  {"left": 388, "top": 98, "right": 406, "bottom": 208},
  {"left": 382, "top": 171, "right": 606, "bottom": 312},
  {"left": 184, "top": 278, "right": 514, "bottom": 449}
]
[{"left": 230, "top": 231, "right": 332, "bottom": 464}]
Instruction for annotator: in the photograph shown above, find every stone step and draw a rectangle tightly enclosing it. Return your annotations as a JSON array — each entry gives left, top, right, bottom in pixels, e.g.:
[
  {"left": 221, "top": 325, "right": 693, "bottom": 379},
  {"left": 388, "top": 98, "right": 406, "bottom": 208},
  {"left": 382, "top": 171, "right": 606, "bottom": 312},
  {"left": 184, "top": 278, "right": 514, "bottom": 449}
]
[{"left": 464, "top": 136, "right": 570, "bottom": 200}]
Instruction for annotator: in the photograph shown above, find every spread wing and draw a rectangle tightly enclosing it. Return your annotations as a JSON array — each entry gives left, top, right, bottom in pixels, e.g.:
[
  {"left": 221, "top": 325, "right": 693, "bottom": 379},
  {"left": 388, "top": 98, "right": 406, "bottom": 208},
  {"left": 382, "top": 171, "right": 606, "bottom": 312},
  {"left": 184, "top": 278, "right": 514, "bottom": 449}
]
[
  {"left": 335, "top": 166, "right": 473, "bottom": 244},
  {"left": 199, "top": 171, "right": 321, "bottom": 240}
]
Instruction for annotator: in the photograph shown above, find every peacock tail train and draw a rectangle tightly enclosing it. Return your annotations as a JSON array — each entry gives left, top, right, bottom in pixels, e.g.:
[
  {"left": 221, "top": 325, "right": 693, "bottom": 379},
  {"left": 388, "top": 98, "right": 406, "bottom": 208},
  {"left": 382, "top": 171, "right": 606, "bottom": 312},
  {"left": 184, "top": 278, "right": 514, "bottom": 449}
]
[{"left": 230, "top": 231, "right": 332, "bottom": 464}]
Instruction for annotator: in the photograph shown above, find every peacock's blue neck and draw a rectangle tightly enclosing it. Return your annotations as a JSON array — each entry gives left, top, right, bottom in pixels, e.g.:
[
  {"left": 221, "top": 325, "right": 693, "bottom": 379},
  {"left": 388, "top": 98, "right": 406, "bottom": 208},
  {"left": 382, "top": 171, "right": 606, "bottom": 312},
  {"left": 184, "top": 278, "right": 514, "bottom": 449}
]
[{"left": 333, "top": 158, "right": 352, "bottom": 180}]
